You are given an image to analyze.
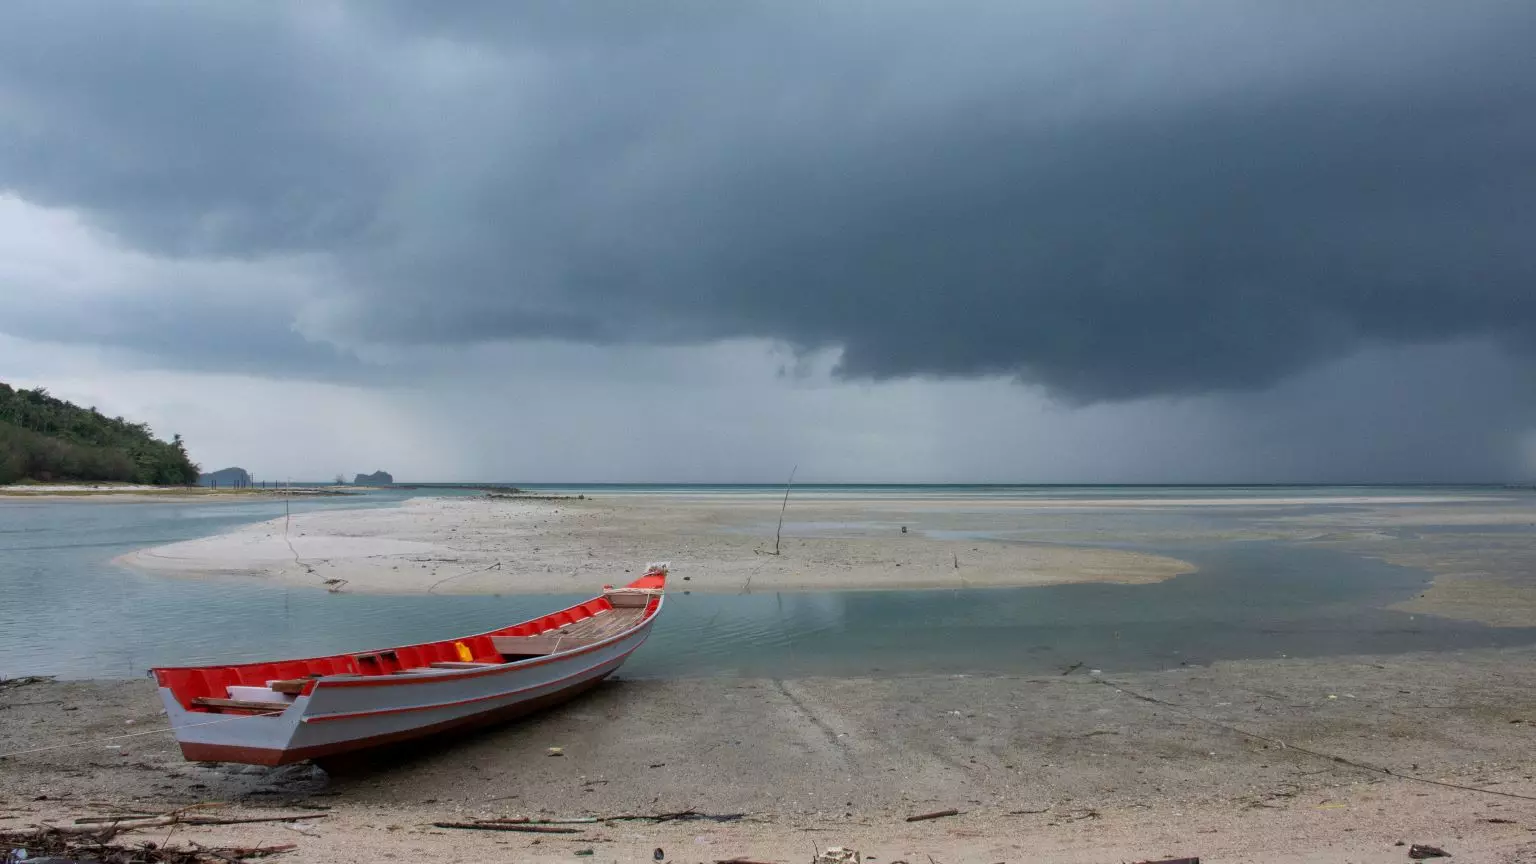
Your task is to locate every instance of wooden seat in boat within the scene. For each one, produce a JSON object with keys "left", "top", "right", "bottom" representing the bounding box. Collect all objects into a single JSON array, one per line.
[
  {"left": 603, "top": 590, "right": 652, "bottom": 608},
  {"left": 546, "top": 607, "right": 646, "bottom": 639},
  {"left": 191, "top": 696, "right": 292, "bottom": 712}
]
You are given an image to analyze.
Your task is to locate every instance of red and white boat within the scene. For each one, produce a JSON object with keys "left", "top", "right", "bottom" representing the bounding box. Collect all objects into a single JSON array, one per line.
[{"left": 151, "top": 565, "right": 667, "bottom": 765}]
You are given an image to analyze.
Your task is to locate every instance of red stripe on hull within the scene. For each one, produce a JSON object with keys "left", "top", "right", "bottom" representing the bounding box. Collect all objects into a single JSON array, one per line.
[
  {"left": 305, "top": 645, "right": 639, "bottom": 723},
  {"left": 178, "top": 674, "right": 612, "bottom": 766}
]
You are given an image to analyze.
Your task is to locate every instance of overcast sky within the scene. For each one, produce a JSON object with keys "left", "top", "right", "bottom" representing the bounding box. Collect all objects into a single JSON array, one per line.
[{"left": 3, "top": 1, "right": 1535, "bottom": 482}]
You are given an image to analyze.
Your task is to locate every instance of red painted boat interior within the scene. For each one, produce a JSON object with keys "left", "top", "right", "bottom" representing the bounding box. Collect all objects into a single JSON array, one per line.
[{"left": 153, "top": 570, "right": 664, "bottom": 711}]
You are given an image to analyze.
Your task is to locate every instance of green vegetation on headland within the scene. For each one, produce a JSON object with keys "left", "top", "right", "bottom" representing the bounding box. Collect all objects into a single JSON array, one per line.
[{"left": 0, "top": 383, "right": 200, "bottom": 486}]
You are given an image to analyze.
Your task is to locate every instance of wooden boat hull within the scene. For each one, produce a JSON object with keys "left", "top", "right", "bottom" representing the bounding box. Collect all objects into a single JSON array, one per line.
[{"left": 152, "top": 569, "right": 665, "bottom": 765}]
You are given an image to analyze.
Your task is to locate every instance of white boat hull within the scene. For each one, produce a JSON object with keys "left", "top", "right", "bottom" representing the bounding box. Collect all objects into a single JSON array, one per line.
[{"left": 158, "top": 603, "right": 658, "bottom": 765}]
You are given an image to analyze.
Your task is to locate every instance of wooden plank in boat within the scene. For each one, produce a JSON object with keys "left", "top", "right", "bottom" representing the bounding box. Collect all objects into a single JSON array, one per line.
[
  {"left": 267, "top": 679, "right": 309, "bottom": 695},
  {"left": 192, "top": 697, "right": 290, "bottom": 712},
  {"left": 428, "top": 661, "right": 499, "bottom": 669},
  {"left": 576, "top": 617, "right": 638, "bottom": 639},
  {"left": 604, "top": 591, "right": 651, "bottom": 608},
  {"left": 560, "top": 608, "right": 644, "bottom": 638},
  {"left": 491, "top": 635, "right": 603, "bottom": 656}
]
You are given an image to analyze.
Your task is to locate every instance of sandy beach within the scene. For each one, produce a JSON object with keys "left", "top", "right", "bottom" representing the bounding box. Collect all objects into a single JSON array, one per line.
[
  {"left": 5, "top": 645, "right": 1535, "bottom": 862},
  {"left": 7, "top": 489, "right": 1536, "bottom": 861}
]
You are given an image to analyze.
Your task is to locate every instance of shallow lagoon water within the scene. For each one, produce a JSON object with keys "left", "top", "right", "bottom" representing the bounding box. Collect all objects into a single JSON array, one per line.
[{"left": 2, "top": 487, "right": 1534, "bottom": 680}]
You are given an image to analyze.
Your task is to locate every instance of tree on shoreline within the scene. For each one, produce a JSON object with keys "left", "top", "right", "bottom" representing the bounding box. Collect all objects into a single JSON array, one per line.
[{"left": 0, "top": 383, "right": 200, "bottom": 485}]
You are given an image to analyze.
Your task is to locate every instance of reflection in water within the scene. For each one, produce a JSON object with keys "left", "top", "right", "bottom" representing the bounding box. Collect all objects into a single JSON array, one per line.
[
  {"left": 629, "top": 542, "right": 1536, "bottom": 678},
  {"left": 4, "top": 493, "right": 1536, "bottom": 680}
]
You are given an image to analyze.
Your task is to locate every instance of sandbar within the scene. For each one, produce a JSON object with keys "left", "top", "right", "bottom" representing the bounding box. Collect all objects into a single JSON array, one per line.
[{"left": 116, "top": 495, "right": 1195, "bottom": 594}]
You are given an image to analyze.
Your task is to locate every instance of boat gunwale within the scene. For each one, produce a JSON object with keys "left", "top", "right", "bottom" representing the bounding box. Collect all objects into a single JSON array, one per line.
[
  {"left": 301, "top": 642, "right": 643, "bottom": 722},
  {"left": 311, "top": 595, "right": 661, "bottom": 689}
]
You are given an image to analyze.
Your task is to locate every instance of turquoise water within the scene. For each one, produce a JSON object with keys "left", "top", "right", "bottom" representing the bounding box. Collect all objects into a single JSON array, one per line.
[{"left": 2, "top": 486, "right": 1534, "bottom": 680}]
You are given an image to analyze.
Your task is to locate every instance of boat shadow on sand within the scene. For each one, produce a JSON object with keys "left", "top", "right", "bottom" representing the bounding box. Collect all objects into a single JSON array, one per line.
[{"left": 308, "top": 677, "right": 636, "bottom": 781}]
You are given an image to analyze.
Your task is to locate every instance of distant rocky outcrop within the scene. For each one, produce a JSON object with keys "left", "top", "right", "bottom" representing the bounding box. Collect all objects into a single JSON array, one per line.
[
  {"left": 353, "top": 470, "right": 394, "bottom": 486},
  {"left": 199, "top": 466, "right": 251, "bottom": 488}
]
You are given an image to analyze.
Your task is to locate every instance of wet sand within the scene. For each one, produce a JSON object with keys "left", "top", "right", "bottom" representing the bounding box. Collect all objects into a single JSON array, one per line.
[
  {"left": 5, "top": 646, "right": 1535, "bottom": 862},
  {"left": 116, "top": 495, "right": 1198, "bottom": 594},
  {"left": 1266, "top": 503, "right": 1536, "bottom": 628}
]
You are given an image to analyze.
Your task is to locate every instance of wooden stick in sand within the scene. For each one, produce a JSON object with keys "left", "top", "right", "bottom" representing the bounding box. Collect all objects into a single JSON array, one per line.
[
  {"left": 904, "top": 808, "right": 960, "bottom": 822},
  {"left": 434, "top": 822, "right": 582, "bottom": 834},
  {"left": 772, "top": 465, "right": 797, "bottom": 556}
]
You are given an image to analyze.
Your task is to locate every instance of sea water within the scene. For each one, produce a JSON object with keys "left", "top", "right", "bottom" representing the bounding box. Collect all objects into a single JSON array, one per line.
[{"left": 2, "top": 485, "right": 1533, "bottom": 680}]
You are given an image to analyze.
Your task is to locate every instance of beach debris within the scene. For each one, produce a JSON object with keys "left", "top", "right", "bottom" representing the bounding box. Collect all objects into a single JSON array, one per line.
[
  {"left": 433, "top": 822, "right": 581, "bottom": 834},
  {"left": 281, "top": 821, "right": 322, "bottom": 838},
  {"left": 714, "top": 859, "right": 777, "bottom": 864},
  {"left": 1483, "top": 817, "right": 1516, "bottom": 824},
  {"left": 814, "top": 847, "right": 860, "bottom": 864},
  {"left": 900, "top": 526, "right": 907, "bottom": 534},
  {"left": 0, "top": 676, "right": 54, "bottom": 692},
  {"left": 32, "top": 811, "right": 327, "bottom": 837},
  {"left": 548, "top": 746, "right": 565, "bottom": 756},
  {"left": 654, "top": 848, "right": 665, "bottom": 860},
  {"left": 1054, "top": 808, "right": 1101, "bottom": 823},
  {"left": 436, "top": 810, "right": 743, "bottom": 834},
  {"left": 904, "top": 809, "right": 960, "bottom": 823},
  {"left": 1408, "top": 844, "right": 1450, "bottom": 859},
  {"left": 2, "top": 824, "right": 299, "bottom": 863},
  {"left": 1132, "top": 858, "right": 1200, "bottom": 864},
  {"left": 574, "top": 850, "right": 595, "bottom": 857}
]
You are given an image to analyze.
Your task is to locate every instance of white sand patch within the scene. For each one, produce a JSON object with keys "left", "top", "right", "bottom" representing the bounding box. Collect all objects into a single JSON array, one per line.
[{"left": 116, "top": 494, "right": 1196, "bottom": 594}]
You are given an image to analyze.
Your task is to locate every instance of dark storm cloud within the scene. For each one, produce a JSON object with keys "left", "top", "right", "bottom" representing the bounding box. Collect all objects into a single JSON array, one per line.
[{"left": 3, "top": 1, "right": 1536, "bottom": 400}]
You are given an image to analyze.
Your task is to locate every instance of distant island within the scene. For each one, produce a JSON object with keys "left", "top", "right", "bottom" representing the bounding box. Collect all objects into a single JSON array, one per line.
[
  {"left": 0, "top": 382, "right": 200, "bottom": 486},
  {"left": 354, "top": 470, "right": 394, "bottom": 485},
  {"left": 199, "top": 466, "right": 251, "bottom": 488}
]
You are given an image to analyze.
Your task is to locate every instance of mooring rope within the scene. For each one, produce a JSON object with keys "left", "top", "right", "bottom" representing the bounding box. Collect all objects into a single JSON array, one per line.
[
  {"left": 0, "top": 709, "right": 283, "bottom": 760},
  {"left": 1096, "top": 677, "right": 1536, "bottom": 803}
]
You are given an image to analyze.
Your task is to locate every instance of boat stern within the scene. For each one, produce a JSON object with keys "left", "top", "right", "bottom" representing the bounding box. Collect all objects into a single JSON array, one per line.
[{"left": 152, "top": 671, "right": 306, "bottom": 765}]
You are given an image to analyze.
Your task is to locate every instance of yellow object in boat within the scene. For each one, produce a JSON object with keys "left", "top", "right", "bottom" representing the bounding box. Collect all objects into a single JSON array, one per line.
[{"left": 455, "top": 641, "right": 473, "bottom": 662}]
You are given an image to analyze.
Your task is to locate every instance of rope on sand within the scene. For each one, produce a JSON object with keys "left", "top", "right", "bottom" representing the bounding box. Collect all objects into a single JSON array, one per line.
[{"left": 0, "top": 710, "right": 283, "bottom": 760}]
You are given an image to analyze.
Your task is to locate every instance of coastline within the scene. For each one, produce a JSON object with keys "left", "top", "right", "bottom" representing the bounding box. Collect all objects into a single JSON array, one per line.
[{"left": 0, "top": 483, "right": 357, "bottom": 500}]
